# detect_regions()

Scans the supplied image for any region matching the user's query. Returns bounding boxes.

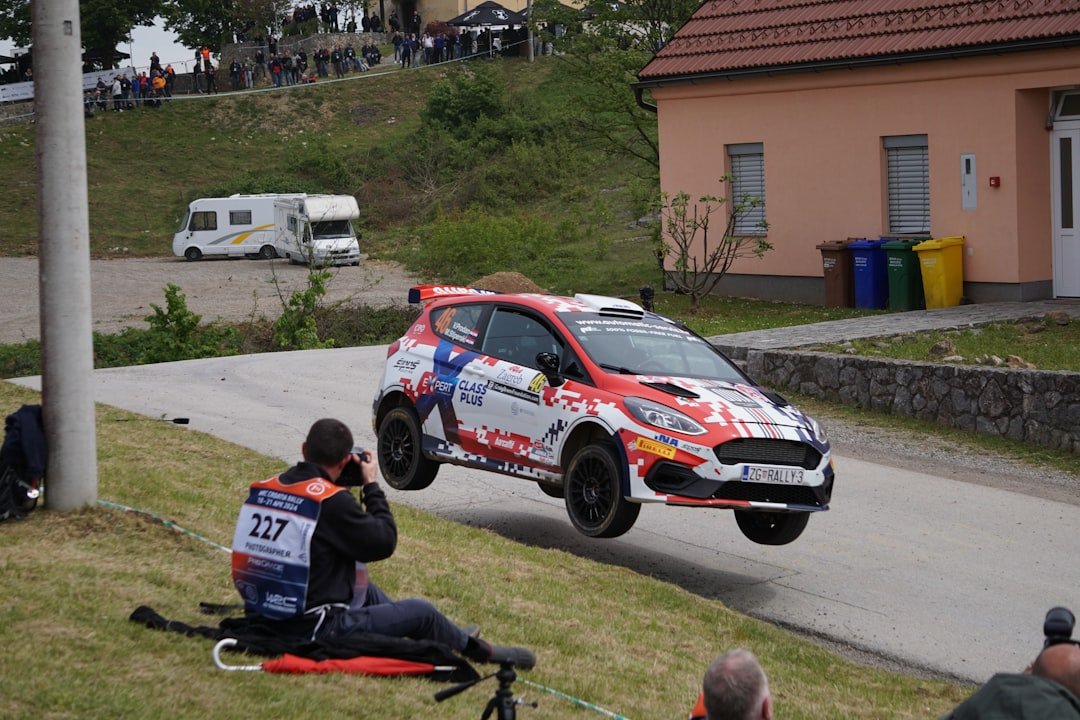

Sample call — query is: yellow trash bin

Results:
[913,236,965,308]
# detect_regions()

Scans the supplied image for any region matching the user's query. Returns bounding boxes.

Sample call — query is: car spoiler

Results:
[408,285,500,304]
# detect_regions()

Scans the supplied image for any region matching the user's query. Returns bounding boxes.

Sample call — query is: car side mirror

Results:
[535,352,564,387]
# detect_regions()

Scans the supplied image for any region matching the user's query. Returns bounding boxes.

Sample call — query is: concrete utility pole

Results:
[527,0,534,62]
[33,0,99,511]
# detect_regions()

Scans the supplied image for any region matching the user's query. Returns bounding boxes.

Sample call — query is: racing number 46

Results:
[248,513,288,542]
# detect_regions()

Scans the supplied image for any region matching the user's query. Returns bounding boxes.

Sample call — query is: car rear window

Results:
[430,304,486,347]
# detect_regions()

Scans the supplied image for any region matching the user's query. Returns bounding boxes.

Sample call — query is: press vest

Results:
[231,475,347,619]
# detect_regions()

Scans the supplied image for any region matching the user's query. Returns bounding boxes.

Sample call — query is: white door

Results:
[1051,124,1080,297]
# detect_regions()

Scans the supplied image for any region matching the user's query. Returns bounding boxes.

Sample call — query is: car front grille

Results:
[711,481,827,506]
[714,438,822,470]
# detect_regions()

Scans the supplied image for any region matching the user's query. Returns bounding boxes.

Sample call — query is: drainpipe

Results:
[634,85,656,114]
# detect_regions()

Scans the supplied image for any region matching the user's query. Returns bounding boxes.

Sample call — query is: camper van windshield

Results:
[177,210,190,232]
[311,220,353,239]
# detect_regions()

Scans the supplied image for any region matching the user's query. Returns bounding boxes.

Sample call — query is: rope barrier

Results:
[520,679,634,720]
[96,498,231,554]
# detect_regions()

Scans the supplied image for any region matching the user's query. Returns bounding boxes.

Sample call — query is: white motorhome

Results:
[173,194,303,261]
[273,195,361,267]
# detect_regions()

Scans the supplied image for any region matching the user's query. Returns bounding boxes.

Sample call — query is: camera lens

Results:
[1044,606,1075,646]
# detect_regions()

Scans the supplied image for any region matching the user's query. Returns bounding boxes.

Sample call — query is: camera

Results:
[1043,606,1076,648]
[337,446,371,487]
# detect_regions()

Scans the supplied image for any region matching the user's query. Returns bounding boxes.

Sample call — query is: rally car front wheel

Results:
[564,442,639,539]
[734,510,809,545]
[377,406,439,490]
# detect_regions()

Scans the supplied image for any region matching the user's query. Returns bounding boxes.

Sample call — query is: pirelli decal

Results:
[636,437,677,459]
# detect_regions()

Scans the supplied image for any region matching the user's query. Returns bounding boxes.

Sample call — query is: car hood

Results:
[616,375,817,433]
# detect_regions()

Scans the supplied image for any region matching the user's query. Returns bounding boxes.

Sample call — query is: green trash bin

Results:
[882,237,926,311]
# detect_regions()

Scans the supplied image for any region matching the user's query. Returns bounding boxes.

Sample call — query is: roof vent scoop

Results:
[573,293,645,317]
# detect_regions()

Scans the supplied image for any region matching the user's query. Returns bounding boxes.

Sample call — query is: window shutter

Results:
[728,143,766,235]
[885,136,929,234]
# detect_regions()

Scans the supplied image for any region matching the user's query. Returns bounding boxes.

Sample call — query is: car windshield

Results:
[311,220,353,239]
[560,312,745,382]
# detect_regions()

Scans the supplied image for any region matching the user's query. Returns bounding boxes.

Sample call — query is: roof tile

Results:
[638,0,1080,81]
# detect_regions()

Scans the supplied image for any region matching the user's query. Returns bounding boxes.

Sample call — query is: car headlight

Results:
[624,397,707,436]
[806,415,828,444]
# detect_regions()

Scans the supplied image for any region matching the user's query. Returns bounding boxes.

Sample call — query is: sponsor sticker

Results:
[528,373,546,393]
[635,437,677,459]
[491,381,540,405]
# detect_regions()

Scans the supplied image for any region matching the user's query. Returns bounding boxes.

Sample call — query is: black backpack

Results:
[0,463,38,521]
[0,404,45,522]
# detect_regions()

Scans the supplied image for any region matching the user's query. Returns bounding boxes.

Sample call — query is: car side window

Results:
[430,304,487,348]
[481,308,562,368]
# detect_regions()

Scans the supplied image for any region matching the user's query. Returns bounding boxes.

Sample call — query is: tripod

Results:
[434,660,537,720]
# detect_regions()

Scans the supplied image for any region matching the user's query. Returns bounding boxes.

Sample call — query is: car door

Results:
[453,305,578,478]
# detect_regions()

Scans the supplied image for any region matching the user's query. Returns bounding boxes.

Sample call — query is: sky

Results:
[1,16,193,71]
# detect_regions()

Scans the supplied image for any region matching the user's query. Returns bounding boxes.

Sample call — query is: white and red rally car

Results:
[372,285,834,544]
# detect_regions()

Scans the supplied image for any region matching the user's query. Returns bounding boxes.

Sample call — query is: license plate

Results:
[741,465,804,485]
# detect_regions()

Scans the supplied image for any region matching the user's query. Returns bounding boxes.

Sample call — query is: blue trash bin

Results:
[848,239,889,309]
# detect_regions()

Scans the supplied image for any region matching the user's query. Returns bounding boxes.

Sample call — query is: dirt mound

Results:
[470,272,544,294]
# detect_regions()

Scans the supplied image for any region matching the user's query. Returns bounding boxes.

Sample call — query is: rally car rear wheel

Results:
[377,407,439,490]
[734,510,809,545]
[564,442,640,539]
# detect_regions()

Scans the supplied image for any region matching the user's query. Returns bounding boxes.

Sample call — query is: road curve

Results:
[13,345,1079,683]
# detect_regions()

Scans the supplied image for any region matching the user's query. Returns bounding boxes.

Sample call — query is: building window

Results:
[884,135,929,234]
[1055,90,1080,119]
[727,143,766,235]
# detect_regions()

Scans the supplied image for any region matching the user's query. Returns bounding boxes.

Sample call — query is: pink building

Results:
[635,0,1080,304]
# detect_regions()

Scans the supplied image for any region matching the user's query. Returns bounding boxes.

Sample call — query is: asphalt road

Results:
[13,346,1079,684]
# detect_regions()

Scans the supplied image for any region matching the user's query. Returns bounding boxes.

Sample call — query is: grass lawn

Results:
[806,316,1080,372]
[0,380,972,720]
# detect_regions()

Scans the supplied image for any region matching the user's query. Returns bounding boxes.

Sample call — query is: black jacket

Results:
[942,673,1080,719]
[276,462,397,608]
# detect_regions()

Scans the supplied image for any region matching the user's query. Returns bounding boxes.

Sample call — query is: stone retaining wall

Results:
[746,349,1080,453]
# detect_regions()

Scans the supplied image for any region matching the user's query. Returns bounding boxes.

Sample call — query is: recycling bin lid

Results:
[848,238,888,250]
[913,236,965,251]
[881,239,920,250]
[815,240,851,250]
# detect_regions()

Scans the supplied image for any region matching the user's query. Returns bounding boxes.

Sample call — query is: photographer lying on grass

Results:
[232,418,535,668]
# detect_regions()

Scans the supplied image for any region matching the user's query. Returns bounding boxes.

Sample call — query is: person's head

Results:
[1032,642,1080,699]
[302,418,353,477]
[703,649,772,720]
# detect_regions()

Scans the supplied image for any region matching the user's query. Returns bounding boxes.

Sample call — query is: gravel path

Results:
[0,256,422,345]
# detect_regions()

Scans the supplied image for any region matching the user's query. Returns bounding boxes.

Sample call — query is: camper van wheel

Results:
[184,247,202,262]
[258,245,277,260]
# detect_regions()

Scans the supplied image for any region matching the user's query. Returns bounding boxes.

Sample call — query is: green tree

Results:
[539,0,700,179]
[0,0,162,69]
[421,64,508,139]
[162,0,289,52]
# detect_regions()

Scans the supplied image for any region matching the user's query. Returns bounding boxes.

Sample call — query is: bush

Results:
[141,284,240,363]
[410,210,559,285]
[421,65,507,138]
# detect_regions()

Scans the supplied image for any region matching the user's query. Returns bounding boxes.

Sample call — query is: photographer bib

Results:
[231,476,346,619]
